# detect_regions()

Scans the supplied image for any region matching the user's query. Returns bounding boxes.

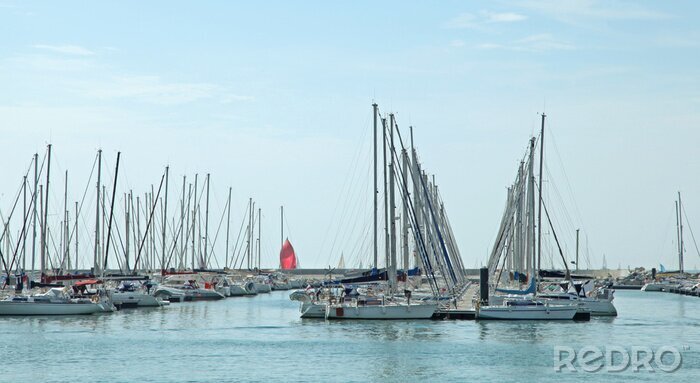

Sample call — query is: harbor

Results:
[1,289,699,382]
[3,1,700,381]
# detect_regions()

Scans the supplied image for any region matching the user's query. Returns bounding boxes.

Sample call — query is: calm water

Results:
[1,290,699,382]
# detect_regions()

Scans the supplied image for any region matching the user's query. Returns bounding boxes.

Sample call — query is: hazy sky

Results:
[1,1,699,271]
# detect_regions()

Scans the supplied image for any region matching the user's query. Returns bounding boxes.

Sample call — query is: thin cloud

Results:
[484,12,527,23]
[514,0,671,21]
[450,39,466,48]
[444,10,527,29]
[33,44,95,56]
[82,75,253,105]
[477,34,574,52]
[444,13,477,29]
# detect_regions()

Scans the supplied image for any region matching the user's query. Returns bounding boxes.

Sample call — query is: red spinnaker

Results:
[280,238,297,269]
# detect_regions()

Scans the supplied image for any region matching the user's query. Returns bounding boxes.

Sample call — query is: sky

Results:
[1,0,699,271]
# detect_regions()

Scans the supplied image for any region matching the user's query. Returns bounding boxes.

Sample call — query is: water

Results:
[1,290,698,382]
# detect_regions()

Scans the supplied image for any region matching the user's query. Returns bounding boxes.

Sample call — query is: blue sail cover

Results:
[496,274,536,295]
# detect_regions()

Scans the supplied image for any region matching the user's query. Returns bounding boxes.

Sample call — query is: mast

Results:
[410,126,421,268]
[191,174,197,271]
[22,176,27,272]
[94,149,101,274]
[575,229,580,271]
[251,201,255,269]
[401,149,409,271]
[247,198,252,270]
[39,184,43,275]
[280,206,284,247]
[225,187,232,269]
[162,166,169,273]
[678,192,684,273]
[382,117,389,272]
[136,196,141,270]
[63,170,68,271]
[31,153,38,272]
[75,201,79,271]
[125,193,130,272]
[536,113,545,284]
[180,176,186,269]
[41,144,51,279]
[372,102,378,269]
[388,114,397,293]
[103,152,120,278]
[257,207,261,270]
[203,173,210,268]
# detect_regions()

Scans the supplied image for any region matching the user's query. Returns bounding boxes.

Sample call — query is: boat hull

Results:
[477,304,577,320]
[0,301,102,315]
[325,303,437,320]
[111,292,164,308]
[300,302,326,318]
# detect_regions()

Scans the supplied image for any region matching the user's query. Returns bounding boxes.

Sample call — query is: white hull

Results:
[254,283,272,294]
[0,301,103,315]
[477,304,577,320]
[110,291,164,307]
[216,286,231,297]
[578,298,617,316]
[537,295,618,316]
[641,283,674,292]
[325,303,437,320]
[228,285,249,296]
[300,302,326,318]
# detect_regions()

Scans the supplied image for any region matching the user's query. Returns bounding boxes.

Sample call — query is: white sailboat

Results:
[325,300,437,320]
[0,288,105,316]
[642,192,691,292]
[477,296,576,320]
[110,281,166,308]
[478,114,581,320]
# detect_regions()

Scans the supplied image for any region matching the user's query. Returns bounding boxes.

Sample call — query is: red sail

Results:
[280,239,297,269]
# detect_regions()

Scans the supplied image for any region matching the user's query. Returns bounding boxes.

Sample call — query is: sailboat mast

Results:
[372,103,378,269]
[536,113,545,284]
[162,166,169,273]
[575,229,580,271]
[225,187,232,269]
[103,152,121,278]
[257,207,261,270]
[280,205,284,247]
[22,176,27,272]
[192,174,197,270]
[41,144,51,279]
[382,117,389,272]
[31,153,38,272]
[204,173,210,268]
[180,176,186,269]
[247,198,252,270]
[678,192,684,273]
[63,170,68,271]
[94,149,101,274]
[388,114,397,293]
[75,201,79,271]
[125,193,130,272]
[401,149,409,271]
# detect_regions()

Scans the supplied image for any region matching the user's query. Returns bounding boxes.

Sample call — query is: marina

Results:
[0,289,699,382]
[2,1,700,381]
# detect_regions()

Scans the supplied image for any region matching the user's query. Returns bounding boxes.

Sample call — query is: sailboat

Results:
[642,192,691,292]
[0,287,106,316]
[477,114,579,320]
[323,106,438,320]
